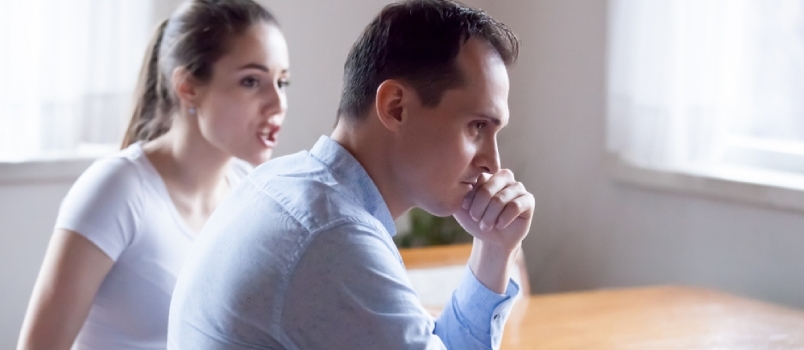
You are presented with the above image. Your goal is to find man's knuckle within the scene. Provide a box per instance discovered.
[479,187,493,197]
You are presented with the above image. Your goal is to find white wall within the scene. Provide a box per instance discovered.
[1,183,73,348]
[484,0,804,309]
[4,0,804,348]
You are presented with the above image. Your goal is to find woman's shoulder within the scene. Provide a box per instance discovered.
[74,142,158,197]
[56,143,157,254]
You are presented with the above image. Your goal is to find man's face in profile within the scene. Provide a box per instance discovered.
[393,38,510,217]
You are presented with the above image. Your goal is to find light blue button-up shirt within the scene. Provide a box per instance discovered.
[168,136,519,349]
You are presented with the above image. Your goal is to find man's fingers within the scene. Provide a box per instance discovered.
[495,193,534,230]
[462,190,474,210]
[468,170,515,221]
[463,173,492,210]
[478,184,523,231]
[476,172,493,186]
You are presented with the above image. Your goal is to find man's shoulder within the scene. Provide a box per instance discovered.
[245,151,381,235]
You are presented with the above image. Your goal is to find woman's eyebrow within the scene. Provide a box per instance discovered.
[238,63,290,74]
[238,63,269,72]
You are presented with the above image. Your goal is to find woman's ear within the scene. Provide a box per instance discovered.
[172,67,201,109]
[374,79,413,133]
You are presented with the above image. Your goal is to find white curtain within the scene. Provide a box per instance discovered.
[0,0,154,161]
[608,0,804,171]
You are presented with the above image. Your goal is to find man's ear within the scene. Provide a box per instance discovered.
[172,67,201,109]
[374,79,413,133]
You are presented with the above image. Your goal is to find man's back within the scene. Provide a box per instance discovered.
[168,136,518,349]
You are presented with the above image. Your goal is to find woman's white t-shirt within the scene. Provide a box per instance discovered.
[54,142,251,350]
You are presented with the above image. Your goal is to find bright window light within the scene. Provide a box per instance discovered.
[608,0,804,181]
[0,0,154,162]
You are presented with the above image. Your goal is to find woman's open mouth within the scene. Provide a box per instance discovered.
[257,130,277,148]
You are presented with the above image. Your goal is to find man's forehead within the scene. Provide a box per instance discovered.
[456,38,506,72]
[456,39,509,85]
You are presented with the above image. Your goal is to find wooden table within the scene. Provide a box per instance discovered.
[501,286,804,349]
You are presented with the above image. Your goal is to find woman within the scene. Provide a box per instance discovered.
[17,0,290,348]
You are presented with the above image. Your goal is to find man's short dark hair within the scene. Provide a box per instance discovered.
[336,0,520,122]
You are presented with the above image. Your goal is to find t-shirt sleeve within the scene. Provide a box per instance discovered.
[54,157,142,261]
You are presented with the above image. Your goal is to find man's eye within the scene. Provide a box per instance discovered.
[473,121,487,131]
[240,77,259,88]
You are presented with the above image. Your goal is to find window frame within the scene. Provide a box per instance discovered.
[608,151,804,214]
[606,0,804,212]
[0,157,96,185]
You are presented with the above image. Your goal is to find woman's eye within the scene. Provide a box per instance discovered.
[278,79,290,89]
[240,77,260,88]
[473,121,487,131]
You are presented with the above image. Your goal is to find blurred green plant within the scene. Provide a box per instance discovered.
[393,208,473,248]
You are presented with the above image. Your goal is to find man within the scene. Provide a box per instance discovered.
[168,1,533,349]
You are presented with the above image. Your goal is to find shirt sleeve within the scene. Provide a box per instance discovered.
[437,266,519,349]
[54,157,141,261]
[280,223,519,350]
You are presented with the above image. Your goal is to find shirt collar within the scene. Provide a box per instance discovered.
[309,136,397,236]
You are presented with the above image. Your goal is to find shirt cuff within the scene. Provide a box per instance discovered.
[450,266,520,347]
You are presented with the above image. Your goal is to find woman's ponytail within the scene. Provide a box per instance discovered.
[121,19,172,148]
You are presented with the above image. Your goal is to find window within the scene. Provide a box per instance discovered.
[608,0,804,185]
[0,0,154,162]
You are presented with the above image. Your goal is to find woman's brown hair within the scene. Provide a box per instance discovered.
[122,0,277,148]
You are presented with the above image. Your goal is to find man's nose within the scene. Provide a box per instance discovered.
[477,138,501,174]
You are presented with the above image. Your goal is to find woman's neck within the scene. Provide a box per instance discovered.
[142,126,231,201]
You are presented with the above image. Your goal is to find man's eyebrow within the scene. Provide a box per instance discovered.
[475,113,504,127]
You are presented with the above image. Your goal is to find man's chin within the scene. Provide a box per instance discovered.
[419,199,463,217]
